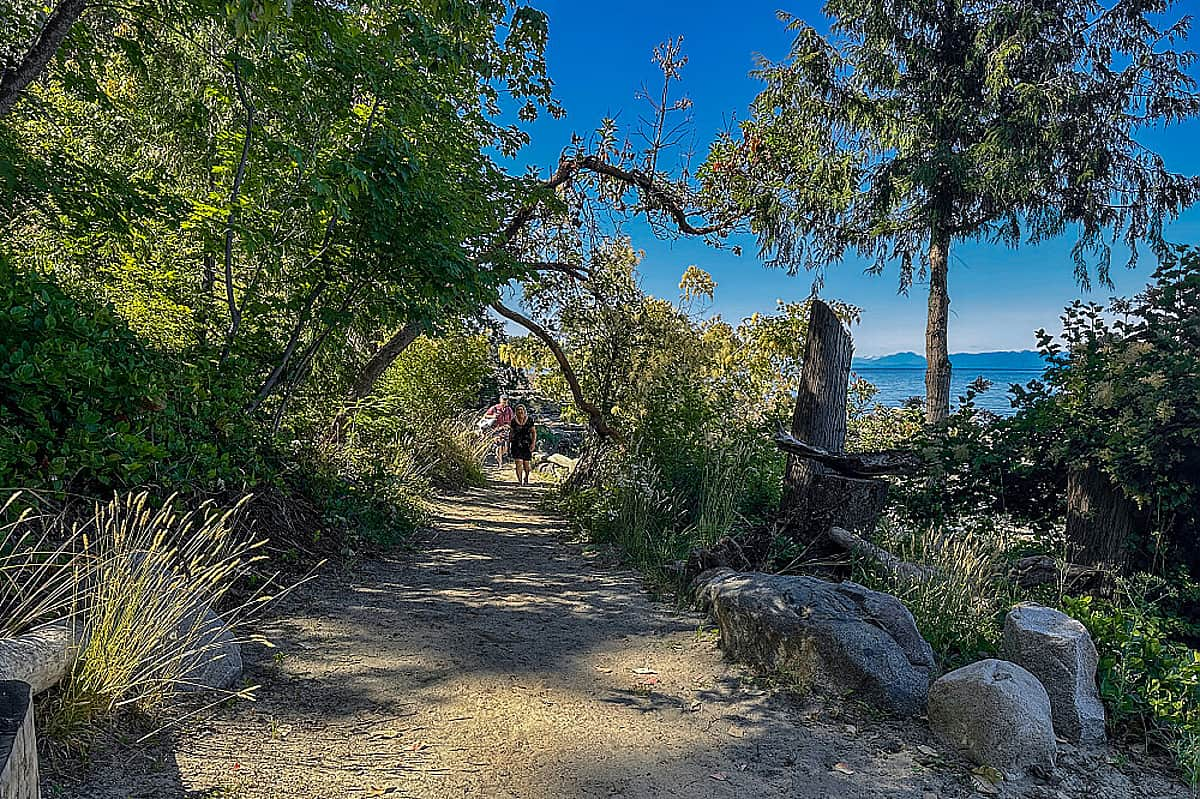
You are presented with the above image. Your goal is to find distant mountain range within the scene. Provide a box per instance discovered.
[852,350,1047,370]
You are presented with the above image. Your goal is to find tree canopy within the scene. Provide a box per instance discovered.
[703,0,1200,422]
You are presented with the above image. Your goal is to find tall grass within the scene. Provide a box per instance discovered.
[2,491,284,751]
[62,493,271,717]
[689,440,753,547]
[858,523,1007,667]
[0,493,79,636]
[591,460,690,575]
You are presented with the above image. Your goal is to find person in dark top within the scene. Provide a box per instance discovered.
[508,404,537,485]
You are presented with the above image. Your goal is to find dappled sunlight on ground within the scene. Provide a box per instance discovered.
[50,476,976,798]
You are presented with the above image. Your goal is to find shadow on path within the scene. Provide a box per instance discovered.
[50,473,942,799]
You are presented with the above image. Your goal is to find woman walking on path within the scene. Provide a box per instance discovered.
[480,396,514,467]
[509,405,537,485]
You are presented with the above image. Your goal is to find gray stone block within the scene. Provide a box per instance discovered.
[1003,602,1106,744]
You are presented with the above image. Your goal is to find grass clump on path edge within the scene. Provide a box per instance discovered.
[1,491,293,762]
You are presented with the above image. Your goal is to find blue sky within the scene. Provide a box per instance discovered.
[503,1,1200,356]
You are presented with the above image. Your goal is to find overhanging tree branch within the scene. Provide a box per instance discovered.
[0,0,87,117]
[491,152,737,261]
[491,300,625,445]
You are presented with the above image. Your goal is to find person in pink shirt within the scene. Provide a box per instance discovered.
[480,395,514,467]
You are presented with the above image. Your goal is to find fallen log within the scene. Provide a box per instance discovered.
[775,432,920,478]
[0,620,81,695]
[533,452,577,474]
[1007,554,1110,594]
[827,525,936,583]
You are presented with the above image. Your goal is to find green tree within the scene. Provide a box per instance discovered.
[703,0,1200,424]
[2,0,561,420]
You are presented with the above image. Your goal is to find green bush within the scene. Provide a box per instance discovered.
[348,331,495,491]
[1063,578,1200,784]
[560,372,785,586]
[0,261,264,494]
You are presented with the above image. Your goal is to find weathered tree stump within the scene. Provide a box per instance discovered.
[779,300,888,552]
[1066,464,1149,571]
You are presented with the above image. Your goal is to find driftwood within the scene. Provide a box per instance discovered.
[827,526,936,583]
[775,432,920,478]
[533,452,577,474]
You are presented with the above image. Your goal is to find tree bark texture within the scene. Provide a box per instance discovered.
[925,228,952,425]
[1066,464,1149,571]
[781,299,853,521]
[0,0,86,117]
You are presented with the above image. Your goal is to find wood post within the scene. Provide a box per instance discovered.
[0,681,39,799]
[780,300,888,550]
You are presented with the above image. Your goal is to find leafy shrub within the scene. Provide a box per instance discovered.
[1021,248,1200,571]
[0,261,264,494]
[379,331,494,423]
[1063,577,1200,784]
[282,438,428,549]
[845,376,924,453]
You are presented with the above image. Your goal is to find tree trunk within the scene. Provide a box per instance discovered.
[781,299,853,520]
[349,322,424,403]
[326,322,424,444]
[925,228,952,426]
[1066,464,1150,571]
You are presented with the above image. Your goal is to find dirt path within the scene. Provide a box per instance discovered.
[52,475,1184,799]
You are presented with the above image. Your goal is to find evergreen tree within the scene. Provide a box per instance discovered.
[704,0,1200,423]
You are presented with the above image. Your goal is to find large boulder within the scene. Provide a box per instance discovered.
[928,659,1057,774]
[694,569,935,716]
[1003,603,1106,744]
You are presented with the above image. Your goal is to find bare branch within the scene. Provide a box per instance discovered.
[491,300,626,445]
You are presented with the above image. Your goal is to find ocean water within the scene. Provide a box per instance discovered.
[853,368,1045,416]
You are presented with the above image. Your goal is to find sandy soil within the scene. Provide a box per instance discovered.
[47,474,1189,799]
